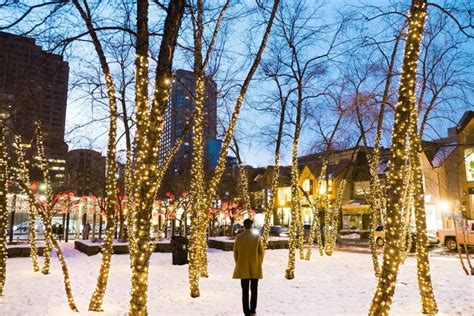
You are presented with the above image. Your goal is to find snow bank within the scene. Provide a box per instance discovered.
[0,243,472,315]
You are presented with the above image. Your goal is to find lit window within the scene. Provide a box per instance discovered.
[465,148,474,182]
[302,179,311,193]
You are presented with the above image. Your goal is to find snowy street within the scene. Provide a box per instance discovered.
[1,245,472,315]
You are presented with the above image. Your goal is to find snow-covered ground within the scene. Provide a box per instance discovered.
[1,244,473,316]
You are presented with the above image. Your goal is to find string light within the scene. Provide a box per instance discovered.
[30,121,54,276]
[400,164,414,263]
[324,180,346,256]
[128,48,175,314]
[285,96,303,280]
[88,70,118,312]
[297,203,305,260]
[238,164,252,217]
[408,95,438,314]
[189,73,207,298]
[187,0,279,296]
[305,159,328,259]
[0,124,7,295]
[28,203,40,272]
[262,163,280,248]
[366,149,386,277]
[369,1,437,314]
[14,135,78,312]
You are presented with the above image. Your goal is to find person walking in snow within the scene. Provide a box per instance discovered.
[233,218,264,316]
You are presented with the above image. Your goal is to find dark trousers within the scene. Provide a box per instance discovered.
[241,278,258,315]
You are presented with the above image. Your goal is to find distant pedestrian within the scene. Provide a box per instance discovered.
[58,224,63,241]
[52,223,59,239]
[82,221,91,240]
[233,218,264,316]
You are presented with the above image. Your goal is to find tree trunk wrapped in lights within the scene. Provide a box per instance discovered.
[129,1,185,313]
[262,162,281,248]
[30,120,53,274]
[0,125,7,296]
[73,1,185,313]
[261,81,291,248]
[366,154,385,277]
[408,109,438,314]
[41,214,53,274]
[369,0,428,314]
[187,0,279,296]
[88,44,119,315]
[356,25,402,279]
[238,164,252,216]
[28,204,40,272]
[321,178,331,252]
[229,132,256,233]
[188,1,209,286]
[400,164,414,263]
[324,180,346,256]
[301,159,327,259]
[14,136,78,312]
[297,203,305,260]
[32,120,53,275]
[130,2,185,313]
[263,165,280,245]
[188,72,208,297]
[259,83,290,248]
[285,82,303,280]
[187,0,234,292]
[452,206,473,275]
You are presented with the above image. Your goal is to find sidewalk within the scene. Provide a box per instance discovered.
[337,237,460,257]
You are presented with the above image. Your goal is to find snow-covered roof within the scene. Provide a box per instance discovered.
[432,143,457,168]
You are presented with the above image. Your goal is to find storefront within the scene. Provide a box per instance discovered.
[341,200,370,231]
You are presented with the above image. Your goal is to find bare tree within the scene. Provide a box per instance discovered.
[257,0,346,279]
[368,1,438,314]
[184,0,280,297]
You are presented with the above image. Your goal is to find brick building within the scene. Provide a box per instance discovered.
[66,149,106,196]
[0,32,69,186]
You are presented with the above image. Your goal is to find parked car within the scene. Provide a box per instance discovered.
[374,225,438,250]
[436,220,474,250]
[11,219,44,235]
[269,225,289,237]
[374,225,385,247]
[218,224,242,236]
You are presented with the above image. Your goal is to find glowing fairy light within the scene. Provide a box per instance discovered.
[369,1,437,314]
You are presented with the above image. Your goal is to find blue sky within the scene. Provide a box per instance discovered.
[2,1,471,167]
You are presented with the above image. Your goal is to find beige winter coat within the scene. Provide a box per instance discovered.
[232,229,264,279]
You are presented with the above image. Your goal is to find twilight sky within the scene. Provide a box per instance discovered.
[42,0,473,167]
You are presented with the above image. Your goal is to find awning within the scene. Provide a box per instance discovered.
[342,200,370,215]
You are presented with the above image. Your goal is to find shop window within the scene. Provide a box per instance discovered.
[465,148,474,182]
[318,179,333,195]
[302,179,313,193]
[354,181,370,197]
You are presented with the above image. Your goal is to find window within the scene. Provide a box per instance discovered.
[318,179,333,195]
[175,92,184,108]
[302,179,312,193]
[354,181,370,197]
[465,148,474,182]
